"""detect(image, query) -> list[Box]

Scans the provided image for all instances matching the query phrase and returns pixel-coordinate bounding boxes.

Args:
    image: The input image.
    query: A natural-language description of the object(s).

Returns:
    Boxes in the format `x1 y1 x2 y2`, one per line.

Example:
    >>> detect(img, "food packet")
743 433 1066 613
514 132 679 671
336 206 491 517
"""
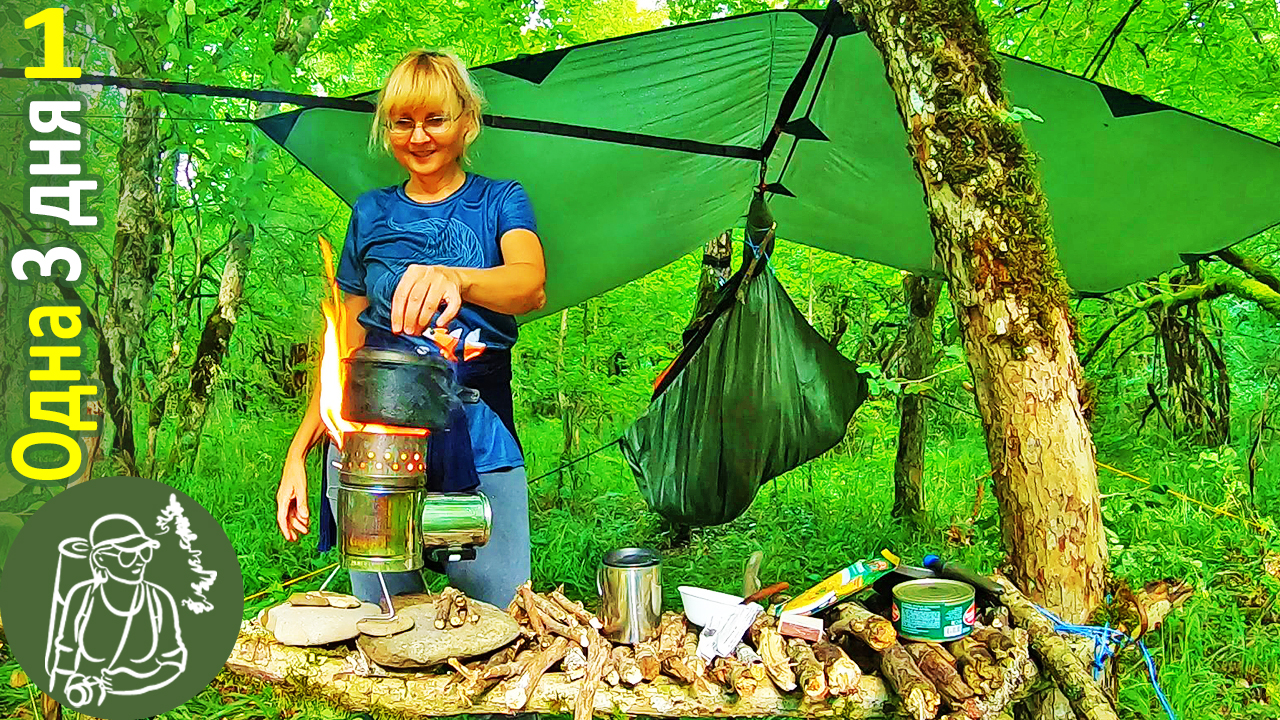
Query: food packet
772 549 900 617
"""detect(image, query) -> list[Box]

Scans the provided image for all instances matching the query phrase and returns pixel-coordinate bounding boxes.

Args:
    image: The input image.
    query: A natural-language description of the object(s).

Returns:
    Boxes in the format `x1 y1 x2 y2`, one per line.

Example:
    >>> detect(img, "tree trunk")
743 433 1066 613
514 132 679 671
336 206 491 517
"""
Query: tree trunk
893 273 940 519
168 0 332 470
101 14 167 470
849 0 1107 623
1146 265 1230 445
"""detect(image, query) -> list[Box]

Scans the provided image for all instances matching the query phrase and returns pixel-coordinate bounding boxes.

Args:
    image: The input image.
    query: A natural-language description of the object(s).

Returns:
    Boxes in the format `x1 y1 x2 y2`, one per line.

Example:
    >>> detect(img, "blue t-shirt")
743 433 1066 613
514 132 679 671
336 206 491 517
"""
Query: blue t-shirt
335 174 534 472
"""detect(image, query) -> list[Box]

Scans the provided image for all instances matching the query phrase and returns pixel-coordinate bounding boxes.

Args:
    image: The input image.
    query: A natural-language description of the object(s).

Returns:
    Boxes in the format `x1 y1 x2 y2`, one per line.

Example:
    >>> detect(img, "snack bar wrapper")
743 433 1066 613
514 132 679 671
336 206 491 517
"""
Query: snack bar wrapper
772 550 899 617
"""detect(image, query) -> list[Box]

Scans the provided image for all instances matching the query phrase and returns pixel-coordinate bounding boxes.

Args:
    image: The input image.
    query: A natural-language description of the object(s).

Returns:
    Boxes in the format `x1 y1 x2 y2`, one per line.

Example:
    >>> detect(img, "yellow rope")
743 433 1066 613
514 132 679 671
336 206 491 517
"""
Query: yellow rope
244 562 339 603
1096 461 1269 535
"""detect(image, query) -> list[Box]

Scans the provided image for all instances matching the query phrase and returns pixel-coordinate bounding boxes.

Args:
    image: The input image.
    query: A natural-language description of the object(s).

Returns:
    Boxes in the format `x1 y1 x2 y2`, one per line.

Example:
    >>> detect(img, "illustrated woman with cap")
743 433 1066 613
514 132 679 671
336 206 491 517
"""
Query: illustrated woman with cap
47 514 187 708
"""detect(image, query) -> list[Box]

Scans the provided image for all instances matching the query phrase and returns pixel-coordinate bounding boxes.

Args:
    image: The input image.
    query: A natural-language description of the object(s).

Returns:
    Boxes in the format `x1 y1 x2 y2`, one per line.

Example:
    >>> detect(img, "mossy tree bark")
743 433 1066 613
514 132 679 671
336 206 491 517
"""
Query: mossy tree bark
893 273 940 519
100 12 168 471
166 0 333 471
846 0 1107 622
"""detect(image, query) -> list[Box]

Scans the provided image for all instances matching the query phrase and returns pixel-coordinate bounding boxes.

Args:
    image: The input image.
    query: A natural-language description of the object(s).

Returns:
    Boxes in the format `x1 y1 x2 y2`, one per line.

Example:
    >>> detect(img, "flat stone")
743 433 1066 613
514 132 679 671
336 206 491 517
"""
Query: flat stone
288 591 329 607
357 614 416 637
265 601 382 646
358 595 520 668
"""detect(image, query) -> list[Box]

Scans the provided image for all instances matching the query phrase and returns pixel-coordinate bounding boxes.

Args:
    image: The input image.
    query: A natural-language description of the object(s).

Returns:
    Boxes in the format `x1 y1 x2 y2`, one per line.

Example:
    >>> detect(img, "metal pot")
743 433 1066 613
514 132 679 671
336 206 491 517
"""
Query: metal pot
597 547 662 644
342 347 460 430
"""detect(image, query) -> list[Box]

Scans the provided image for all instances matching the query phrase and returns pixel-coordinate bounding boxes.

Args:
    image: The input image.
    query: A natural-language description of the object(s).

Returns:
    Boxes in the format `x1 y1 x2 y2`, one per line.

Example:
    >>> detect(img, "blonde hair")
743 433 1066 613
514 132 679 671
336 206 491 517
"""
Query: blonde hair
370 50 485 161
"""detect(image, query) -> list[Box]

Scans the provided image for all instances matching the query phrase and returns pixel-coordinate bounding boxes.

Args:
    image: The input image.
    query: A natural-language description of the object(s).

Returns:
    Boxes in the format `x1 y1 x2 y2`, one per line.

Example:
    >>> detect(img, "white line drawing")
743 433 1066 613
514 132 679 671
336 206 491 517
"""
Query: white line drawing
46 513 189 709
155 494 218 614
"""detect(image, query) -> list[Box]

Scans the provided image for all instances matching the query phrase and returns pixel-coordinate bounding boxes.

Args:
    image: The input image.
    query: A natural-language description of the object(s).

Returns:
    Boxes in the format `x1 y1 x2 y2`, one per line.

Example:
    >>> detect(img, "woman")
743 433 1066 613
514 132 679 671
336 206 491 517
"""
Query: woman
276 50 546 608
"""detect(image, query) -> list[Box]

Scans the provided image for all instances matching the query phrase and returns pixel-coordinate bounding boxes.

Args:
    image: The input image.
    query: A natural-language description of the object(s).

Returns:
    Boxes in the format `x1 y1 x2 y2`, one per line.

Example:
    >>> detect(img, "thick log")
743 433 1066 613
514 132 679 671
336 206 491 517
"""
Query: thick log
970 627 1038 720
906 643 979 718
551 587 605 630
613 644 644 686
813 639 863 697
232 624 900 717
828 602 896 651
634 639 661 681
995 576 1119 720
786 638 828 702
879 643 941 720
505 636 571 710
749 616 796 692
948 636 1002 695
575 631 612 720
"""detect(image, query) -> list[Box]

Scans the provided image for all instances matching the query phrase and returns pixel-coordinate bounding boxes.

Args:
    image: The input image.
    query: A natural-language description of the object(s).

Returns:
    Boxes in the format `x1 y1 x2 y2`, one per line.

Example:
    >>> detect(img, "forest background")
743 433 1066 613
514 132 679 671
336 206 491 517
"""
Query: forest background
0 0 1278 718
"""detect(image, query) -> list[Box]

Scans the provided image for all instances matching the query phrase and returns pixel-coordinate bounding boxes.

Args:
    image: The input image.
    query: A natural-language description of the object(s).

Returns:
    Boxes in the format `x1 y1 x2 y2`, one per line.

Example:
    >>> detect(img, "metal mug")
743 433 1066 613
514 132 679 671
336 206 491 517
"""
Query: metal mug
597 547 662 645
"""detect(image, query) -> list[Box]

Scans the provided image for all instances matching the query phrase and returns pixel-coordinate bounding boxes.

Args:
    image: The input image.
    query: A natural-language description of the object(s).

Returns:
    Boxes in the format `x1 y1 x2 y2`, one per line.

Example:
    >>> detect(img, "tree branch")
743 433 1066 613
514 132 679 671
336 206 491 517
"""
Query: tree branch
1214 247 1280 294
1139 274 1280 320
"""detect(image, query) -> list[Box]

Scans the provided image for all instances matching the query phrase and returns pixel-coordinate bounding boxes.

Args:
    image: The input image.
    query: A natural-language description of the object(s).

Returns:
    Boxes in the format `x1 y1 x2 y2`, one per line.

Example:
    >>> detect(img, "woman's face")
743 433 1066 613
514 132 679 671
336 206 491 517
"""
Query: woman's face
387 100 471 180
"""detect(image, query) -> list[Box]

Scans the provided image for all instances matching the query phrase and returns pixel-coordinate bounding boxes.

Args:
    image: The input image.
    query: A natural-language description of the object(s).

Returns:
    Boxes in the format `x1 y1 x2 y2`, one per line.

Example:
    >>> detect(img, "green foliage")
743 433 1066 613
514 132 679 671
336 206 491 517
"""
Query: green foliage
0 0 1279 718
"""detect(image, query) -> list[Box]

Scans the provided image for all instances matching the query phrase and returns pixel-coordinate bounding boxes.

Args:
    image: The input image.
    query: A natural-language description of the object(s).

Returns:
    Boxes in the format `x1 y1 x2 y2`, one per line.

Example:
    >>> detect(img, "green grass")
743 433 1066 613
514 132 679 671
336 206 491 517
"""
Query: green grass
3 387 1277 719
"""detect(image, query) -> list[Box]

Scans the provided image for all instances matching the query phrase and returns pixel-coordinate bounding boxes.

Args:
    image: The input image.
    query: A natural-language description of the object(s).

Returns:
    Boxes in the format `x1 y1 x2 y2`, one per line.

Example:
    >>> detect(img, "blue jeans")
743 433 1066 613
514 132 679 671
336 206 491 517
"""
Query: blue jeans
325 445 531 608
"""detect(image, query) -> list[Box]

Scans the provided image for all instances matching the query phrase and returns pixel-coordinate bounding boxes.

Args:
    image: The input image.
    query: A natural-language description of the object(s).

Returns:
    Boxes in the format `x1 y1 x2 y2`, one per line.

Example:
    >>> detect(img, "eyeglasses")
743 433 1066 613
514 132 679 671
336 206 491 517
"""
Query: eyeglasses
388 115 456 138
101 545 153 567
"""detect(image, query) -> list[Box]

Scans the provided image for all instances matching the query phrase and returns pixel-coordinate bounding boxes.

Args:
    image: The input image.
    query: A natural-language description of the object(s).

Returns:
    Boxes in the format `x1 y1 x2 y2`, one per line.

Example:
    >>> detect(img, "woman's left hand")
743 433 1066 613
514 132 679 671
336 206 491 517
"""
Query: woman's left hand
391 264 466 334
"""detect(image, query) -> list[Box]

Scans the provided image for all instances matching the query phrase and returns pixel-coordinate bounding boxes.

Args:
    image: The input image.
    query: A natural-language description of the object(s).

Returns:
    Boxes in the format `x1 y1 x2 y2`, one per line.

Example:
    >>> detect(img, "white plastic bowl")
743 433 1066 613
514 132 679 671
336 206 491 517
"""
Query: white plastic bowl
678 585 744 627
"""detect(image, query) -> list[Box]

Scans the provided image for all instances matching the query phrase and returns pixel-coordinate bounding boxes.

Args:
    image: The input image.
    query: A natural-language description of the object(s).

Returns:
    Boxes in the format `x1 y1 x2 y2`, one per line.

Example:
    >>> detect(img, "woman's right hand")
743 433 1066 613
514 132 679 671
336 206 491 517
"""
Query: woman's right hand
277 455 310 542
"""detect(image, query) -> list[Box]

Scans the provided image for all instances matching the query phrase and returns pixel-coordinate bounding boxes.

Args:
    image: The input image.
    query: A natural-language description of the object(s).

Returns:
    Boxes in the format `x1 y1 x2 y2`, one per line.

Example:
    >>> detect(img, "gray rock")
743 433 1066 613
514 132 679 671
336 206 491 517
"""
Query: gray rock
265 601 382 646
358 594 520 668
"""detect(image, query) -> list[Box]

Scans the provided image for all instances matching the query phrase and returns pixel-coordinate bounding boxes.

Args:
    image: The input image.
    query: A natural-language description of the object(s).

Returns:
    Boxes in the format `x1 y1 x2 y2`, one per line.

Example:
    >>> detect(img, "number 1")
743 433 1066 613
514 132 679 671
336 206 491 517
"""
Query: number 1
25 8 81 79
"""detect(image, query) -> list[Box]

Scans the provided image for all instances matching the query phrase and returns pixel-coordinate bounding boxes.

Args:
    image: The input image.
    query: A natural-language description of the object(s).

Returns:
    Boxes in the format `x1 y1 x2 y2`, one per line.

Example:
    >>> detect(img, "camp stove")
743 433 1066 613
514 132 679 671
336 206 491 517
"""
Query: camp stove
316 429 491 615
335 429 491 571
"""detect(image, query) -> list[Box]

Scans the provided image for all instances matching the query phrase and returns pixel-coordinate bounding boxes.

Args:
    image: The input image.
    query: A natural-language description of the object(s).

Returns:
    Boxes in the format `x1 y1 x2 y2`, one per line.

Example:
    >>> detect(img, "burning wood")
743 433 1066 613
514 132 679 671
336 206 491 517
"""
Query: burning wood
812 639 862 697
828 601 896 651
786 638 828 701
879 643 941 720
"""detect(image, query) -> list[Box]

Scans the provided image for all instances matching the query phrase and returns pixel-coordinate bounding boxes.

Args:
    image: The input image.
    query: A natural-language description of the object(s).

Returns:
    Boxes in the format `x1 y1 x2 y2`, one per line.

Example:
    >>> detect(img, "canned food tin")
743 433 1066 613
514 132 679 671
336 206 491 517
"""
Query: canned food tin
891 579 976 642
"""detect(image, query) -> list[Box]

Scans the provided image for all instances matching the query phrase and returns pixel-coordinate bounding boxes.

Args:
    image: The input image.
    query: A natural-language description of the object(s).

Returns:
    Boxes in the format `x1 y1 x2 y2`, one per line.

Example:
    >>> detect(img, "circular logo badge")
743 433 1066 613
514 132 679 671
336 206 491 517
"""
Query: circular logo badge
0 476 243 719
891 601 900 622
964 602 977 625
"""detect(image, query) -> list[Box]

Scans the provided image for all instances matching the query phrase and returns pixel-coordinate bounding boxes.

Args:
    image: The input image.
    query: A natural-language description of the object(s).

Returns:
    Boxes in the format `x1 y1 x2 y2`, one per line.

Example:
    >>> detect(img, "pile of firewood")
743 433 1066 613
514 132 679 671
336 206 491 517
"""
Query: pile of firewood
828 602 1037 720
442 582 1038 720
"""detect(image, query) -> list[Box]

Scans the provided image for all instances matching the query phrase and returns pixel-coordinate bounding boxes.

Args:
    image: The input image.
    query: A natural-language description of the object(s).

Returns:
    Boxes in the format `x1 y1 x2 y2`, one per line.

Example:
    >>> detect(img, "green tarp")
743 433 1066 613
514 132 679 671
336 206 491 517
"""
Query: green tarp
259 8 1280 314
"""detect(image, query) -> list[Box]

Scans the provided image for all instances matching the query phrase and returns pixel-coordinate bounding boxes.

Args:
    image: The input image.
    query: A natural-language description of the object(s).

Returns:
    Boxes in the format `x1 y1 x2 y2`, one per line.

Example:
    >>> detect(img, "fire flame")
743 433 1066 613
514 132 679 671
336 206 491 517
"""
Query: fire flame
317 235 427 448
